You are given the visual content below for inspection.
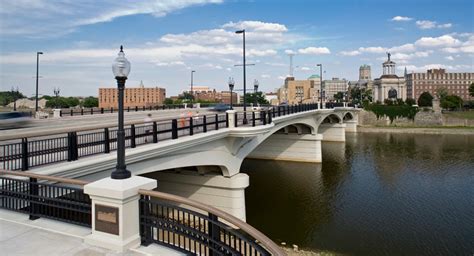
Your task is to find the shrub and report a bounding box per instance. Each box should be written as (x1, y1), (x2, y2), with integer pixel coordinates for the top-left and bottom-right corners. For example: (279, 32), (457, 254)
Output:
(418, 92), (433, 107)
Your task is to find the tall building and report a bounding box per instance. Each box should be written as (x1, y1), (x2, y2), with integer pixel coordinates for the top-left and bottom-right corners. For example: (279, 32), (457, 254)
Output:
(406, 69), (474, 101)
(99, 81), (166, 108)
(373, 53), (406, 102)
(277, 75), (321, 104)
(323, 78), (348, 101)
(359, 64), (371, 81)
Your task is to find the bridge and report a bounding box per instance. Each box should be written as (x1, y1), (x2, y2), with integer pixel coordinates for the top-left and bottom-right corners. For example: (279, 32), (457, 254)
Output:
(1, 104), (359, 221)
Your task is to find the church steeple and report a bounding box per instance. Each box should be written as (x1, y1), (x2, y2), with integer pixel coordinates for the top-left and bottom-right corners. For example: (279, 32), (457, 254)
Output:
(404, 66), (407, 77)
(382, 52), (396, 75)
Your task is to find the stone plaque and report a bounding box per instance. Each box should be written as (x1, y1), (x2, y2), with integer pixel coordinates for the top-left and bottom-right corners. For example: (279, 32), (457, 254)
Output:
(95, 204), (119, 235)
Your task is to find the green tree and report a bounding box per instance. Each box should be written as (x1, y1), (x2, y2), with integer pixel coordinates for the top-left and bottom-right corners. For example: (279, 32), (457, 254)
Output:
(164, 98), (174, 105)
(405, 98), (416, 106)
(333, 92), (344, 102)
(46, 97), (69, 108)
(244, 91), (269, 105)
(65, 97), (80, 107)
(0, 91), (26, 106)
(441, 95), (463, 110)
(82, 97), (98, 108)
(417, 92), (433, 107)
(469, 83), (474, 97)
(179, 92), (193, 101)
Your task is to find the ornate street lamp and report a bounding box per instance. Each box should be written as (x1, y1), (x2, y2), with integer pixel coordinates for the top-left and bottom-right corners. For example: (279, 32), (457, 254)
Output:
(11, 86), (19, 111)
(228, 77), (235, 110)
(253, 79), (259, 106)
(35, 51), (43, 112)
(111, 46), (131, 180)
(53, 87), (60, 109)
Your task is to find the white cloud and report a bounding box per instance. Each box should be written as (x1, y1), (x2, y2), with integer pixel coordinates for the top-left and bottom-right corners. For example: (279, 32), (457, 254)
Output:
(445, 56), (454, 61)
(391, 16), (412, 21)
(389, 43), (416, 53)
(298, 47), (331, 55)
(391, 51), (432, 61)
(261, 74), (270, 78)
(415, 35), (461, 47)
(0, 0), (224, 37)
(285, 49), (296, 55)
(358, 46), (388, 54)
(222, 20), (288, 32)
(340, 50), (361, 56)
(248, 49), (277, 57)
(300, 67), (311, 71)
(416, 20), (453, 29)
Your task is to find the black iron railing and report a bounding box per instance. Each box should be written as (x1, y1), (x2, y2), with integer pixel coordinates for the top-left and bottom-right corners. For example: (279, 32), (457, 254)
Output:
(139, 190), (285, 256)
(0, 170), (91, 227)
(1, 104), (319, 171)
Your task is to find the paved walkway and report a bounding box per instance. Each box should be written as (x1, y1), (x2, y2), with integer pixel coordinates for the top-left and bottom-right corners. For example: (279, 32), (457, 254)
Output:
(0, 210), (184, 256)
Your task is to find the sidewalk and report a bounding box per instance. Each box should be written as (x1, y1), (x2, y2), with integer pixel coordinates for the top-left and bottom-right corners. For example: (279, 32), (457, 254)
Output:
(0, 210), (184, 256)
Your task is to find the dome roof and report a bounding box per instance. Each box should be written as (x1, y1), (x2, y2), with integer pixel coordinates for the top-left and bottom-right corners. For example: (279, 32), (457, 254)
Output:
(308, 74), (320, 80)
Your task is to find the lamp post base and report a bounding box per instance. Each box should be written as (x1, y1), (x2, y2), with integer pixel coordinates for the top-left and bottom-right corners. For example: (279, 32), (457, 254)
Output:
(111, 168), (131, 179)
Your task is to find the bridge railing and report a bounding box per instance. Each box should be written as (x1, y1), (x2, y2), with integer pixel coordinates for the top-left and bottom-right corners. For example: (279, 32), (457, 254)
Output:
(139, 189), (285, 256)
(0, 169), (91, 227)
(0, 103), (321, 171)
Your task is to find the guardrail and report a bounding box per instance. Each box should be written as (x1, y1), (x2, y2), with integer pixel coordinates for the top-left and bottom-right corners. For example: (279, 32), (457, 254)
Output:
(1, 104), (319, 171)
(0, 170), (91, 227)
(139, 189), (285, 256)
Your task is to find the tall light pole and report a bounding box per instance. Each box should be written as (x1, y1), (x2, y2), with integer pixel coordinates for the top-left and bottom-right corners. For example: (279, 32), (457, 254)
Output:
(190, 70), (195, 105)
(235, 29), (248, 124)
(11, 86), (19, 111)
(35, 51), (43, 113)
(111, 45), (131, 180)
(253, 79), (259, 106)
(228, 77), (234, 110)
(53, 87), (60, 109)
(317, 64), (323, 109)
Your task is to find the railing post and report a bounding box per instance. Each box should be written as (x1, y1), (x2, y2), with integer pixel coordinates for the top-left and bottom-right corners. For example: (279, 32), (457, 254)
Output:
(91, 108), (93, 115)
(172, 119), (178, 139)
(131, 124), (136, 148)
(81, 108), (84, 115)
(104, 128), (110, 153)
(152, 122), (158, 143)
(272, 108), (276, 118)
(189, 117), (194, 136)
(135, 106), (138, 112)
(208, 213), (220, 256)
(67, 132), (78, 161)
(139, 195), (153, 246)
(70, 109), (73, 116)
(203, 115), (207, 133)
(111, 107), (113, 113)
(127, 106), (130, 112)
(278, 106), (281, 116)
(268, 110), (272, 123)
(252, 112), (256, 127)
(60, 110), (62, 117)
(262, 111), (267, 125)
(29, 177), (39, 220)
(101, 108), (104, 114)
(21, 138), (29, 171)
(143, 106), (145, 111)
(215, 114), (219, 130)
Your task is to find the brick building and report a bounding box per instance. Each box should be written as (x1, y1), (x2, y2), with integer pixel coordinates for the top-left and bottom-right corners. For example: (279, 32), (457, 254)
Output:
(99, 81), (166, 109)
(181, 86), (237, 104)
(406, 69), (474, 101)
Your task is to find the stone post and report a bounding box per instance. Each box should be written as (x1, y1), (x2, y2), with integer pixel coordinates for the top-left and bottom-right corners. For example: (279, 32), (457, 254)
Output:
(226, 110), (236, 128)
(84, 176), (157, 252)
(53, 109), (61, 118)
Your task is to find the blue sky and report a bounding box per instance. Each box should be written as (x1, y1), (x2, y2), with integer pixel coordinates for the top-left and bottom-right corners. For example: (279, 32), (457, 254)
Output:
(0, 0), (473, 97)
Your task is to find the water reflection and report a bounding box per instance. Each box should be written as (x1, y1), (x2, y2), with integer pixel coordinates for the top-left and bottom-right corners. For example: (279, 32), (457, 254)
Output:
(242, 133), (474, 256)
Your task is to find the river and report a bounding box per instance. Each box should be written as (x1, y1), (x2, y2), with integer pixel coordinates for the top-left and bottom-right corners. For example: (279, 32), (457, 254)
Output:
(241, 133), (474, 256)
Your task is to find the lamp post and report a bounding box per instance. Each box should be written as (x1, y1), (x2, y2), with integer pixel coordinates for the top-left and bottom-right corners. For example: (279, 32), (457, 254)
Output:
(228, 77), (235, 110)
(253, 79), (259, 106)
(235, 29), (248, 124)
(190, 70), (195, 105)
(11, 86), (19, 111)
(316, 64), (323, 109)
(35, 51), (43, 113)
(111, 46), (131, 180)
(53, 87), (60, 109)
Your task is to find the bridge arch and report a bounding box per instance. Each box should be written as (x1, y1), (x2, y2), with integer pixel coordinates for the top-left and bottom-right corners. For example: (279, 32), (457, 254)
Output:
(343, 112), (354, 121)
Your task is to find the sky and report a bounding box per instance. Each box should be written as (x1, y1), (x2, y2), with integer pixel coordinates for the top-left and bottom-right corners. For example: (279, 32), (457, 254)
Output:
(0, 0), (473, 97)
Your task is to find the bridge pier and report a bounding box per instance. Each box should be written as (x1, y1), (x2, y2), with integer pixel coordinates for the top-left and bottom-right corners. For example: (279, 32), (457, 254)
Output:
(247, 133), (323, 163)
(344, 120), (358, 133)
(319, 123), (346, 142)
(144, 170), (249, 221)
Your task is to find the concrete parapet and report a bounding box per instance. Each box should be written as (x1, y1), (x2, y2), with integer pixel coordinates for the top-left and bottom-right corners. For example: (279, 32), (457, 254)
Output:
(246, 133), (323, 163)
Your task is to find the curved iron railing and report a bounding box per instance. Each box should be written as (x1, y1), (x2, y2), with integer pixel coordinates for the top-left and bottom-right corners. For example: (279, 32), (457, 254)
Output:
(139, 189), (285, 256)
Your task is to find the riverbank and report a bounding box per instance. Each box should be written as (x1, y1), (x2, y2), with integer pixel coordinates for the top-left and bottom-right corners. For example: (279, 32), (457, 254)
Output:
(281, 247), (342, 256)
(358, 125), (474, 135)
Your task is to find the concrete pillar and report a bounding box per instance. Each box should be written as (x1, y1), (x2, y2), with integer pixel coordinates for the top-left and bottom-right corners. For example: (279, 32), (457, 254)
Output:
(318, 123), (346, 142)
(344, 120), (357, 133)
(247, 133), (323, 163)
(145, 171), (249, 221)
(84, 176), (157, 252)
(53, 109), (61, 118)
(226, 110), (236, 128)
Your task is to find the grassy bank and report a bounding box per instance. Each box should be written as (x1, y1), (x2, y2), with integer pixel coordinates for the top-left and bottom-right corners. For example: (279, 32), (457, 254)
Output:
(443, 111), (474, 120)
(281, 247), (343, 256)
(358, 125), (474, 135)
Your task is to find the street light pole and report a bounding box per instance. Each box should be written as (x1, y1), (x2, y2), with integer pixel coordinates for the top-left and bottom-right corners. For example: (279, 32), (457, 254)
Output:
(191, 70), (195, 105)
(111, 45), (131, 180)
(53, 87), (60, 109)
(317, 64), (323, 109)
(228, 77), (235, 110)
(235, 29), (248, 124)
(11, 86), (18, 111)
(35, 51), (43, 113)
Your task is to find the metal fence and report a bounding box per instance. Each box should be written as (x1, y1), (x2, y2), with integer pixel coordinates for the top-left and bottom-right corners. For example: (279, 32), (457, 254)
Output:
(1, 104), (319, 171)
(0, 170), (91, 227)
(139, 190), (285, 256)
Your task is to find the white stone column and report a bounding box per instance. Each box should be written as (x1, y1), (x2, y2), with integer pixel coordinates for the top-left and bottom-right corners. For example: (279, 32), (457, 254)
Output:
(318, 123), (346, 142)
(84, 176), (157, 252)
(226, 110), (236, 128)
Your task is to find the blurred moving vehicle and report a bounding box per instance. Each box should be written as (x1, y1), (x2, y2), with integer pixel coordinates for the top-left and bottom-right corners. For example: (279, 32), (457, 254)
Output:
(212, 104), (232, 112)
(0, 112), (31, 129)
